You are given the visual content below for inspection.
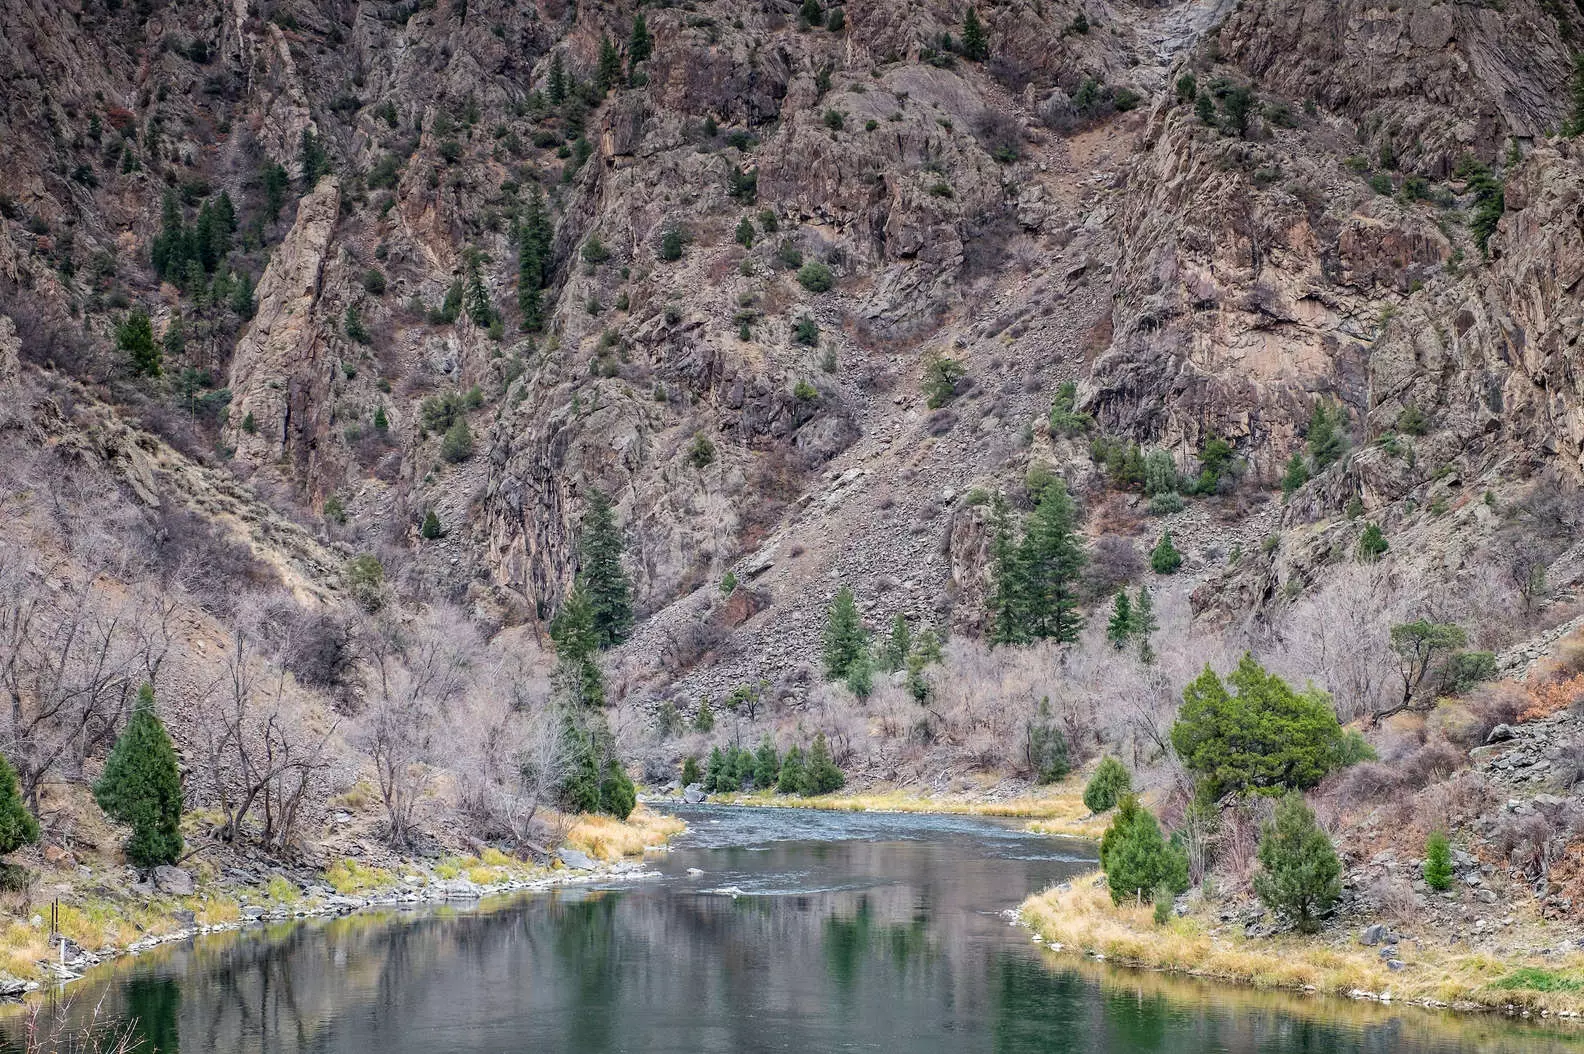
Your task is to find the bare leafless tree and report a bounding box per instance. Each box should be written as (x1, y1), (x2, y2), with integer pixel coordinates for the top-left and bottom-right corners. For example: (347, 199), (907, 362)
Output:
(358, 606), (476, 847)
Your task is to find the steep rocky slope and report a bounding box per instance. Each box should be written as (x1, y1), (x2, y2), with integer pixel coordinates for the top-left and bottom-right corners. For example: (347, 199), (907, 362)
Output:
(3, 0), (1584, 909)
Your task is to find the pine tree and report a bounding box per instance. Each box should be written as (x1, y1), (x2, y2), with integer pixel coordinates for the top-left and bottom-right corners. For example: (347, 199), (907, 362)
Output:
(881, 613), (911, 672)
(577, 490), (633, 647)
(1083, 756), (1132, 814)
(821, 585), (866, 680)
(517, 189), (554, 331)
(693, 696), (715, 733)
(420, 509), (443, 539)
(597, 35), (623, 93)
(800, 0), (823, 26)
(464, 251), (493, 327)
(299, 129), (329, 190)
(118, 309), (161, 378)
(441, 418), (474, 462)
(1424, 830), (1453, 891)
(804, 733), (844, 794)
(735, 216), (755, 249)
(628, 14), (652, 76)
(1130, 588), (1158, 663)
(550, 585), (605, 709)
(844, 650), (874, 699)
(151, 192), (187, 280)
(777, 745), (807, 793)
(1106, 592), (1134, 649)
(0, 754), (38, 856)
(1019, 481), (1086, 642)
(1281, 450), (1310, 498)
(1150, 531), (1183, 574)
(681, 755), (701, 786)
(373, 405), (389, 432)
(95, 684), (183, 868)
(987, 493), (1029, 645)
(961, 7), (989, 61)
(547, 52), (568, 104)
(1025, 698), (1070, 784)
(1252, 792), (1341, 932)
(752, 736), (781, 790)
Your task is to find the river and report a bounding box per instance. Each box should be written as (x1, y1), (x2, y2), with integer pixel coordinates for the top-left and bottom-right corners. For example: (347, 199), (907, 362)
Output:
(5, 805), (1582, 1052)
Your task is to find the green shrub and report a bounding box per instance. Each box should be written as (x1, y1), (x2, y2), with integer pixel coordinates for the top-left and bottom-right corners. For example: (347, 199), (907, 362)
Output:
(1252, 792), (1341, 932)
(686, 433), (717, 468)
(440, 418), (474, 462)
(922, 352), (965, 409)
(0, 754), (38, 857)
(1424, 830), (1453, 891)
(1083, 756), (1131, 813)
(94, 685), (183, 868)
(1357, 522), (1388, 561)
(794, 314), (819, 345)
(420, 509), (443, 539)
(1150, 531), (1183, 574)
(796, 260), (834, 292)
(1171, 655), (1346, 801)
(1099, 796), (1188, 905)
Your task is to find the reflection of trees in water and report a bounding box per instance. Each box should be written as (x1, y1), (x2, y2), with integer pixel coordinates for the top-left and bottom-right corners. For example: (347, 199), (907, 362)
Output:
(0, 821), (1548, 1054)
(123, 976), (179, 1053)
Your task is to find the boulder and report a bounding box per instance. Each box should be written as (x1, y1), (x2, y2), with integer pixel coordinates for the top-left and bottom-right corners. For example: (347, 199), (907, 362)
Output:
(152, 865), (196, 896)
(559, 849), (597, 871)
(1486, 724), (1516, 744)
(683, 783), (708, 804)
(1360, 923), (1386, 946)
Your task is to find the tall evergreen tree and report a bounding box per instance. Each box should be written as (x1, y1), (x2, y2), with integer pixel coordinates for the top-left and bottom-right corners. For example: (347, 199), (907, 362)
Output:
(118, 309), (161, 378)
(550, 585), (605, 708)
(804, 733), (844, 794)
(987, 493), (1029, 645)
(298, 129), (329, 190)
(1131, 587), (1158, 663)
(1019, 480), (1086, 642)
(463, 250), (493, 326)
(1252, 792), (1341, 932)
(94, 684), (183, 868)
(752, 736), (781, 789)
(151, 192), (188, 280)
(881, 613), (911, 672)
(0, 754), (39, 856)
(961, 7), (989, 60)
(821, 585), (866, 680)
(628, 14), (652, 77)
(517, 189), (554, 331)
(577, 490), (633, 647)
(1106, 592), (1133, 649)
(597, 35), (623, 93)
(1306, 400), (1349, 470)
(777, 745), (807, 793)
(547, 52), (568, 104)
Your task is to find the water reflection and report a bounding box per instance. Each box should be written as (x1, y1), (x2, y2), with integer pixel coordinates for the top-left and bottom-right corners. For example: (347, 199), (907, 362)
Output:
(5, 806), (1583, 1053)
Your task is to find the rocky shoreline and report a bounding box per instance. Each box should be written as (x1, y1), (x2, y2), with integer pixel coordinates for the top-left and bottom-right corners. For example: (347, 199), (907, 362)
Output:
(1018, 874), (1584, 1021)
(10, 847), (670, 999)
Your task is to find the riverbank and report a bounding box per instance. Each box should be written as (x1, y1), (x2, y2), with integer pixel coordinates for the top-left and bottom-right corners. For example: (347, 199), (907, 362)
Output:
(1020, 872), (1584, 1017)
(0, 806), (684, 994)
(702, 777), (1109, 838)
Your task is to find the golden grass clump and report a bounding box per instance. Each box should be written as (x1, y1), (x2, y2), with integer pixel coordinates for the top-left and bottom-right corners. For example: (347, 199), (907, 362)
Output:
(1021, 873), (1584, 1013)
(564, 807), (686, 861)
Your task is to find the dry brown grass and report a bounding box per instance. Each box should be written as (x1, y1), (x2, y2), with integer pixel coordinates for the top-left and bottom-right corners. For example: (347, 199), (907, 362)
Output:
(1021, 874), (1584, 1012)
(564, 806), (686, 861)
(715, 779), (1111, 837)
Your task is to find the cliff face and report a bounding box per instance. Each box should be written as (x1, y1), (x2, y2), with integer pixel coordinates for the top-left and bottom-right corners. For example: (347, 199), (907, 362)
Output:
(1, 0), (1582, 712)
